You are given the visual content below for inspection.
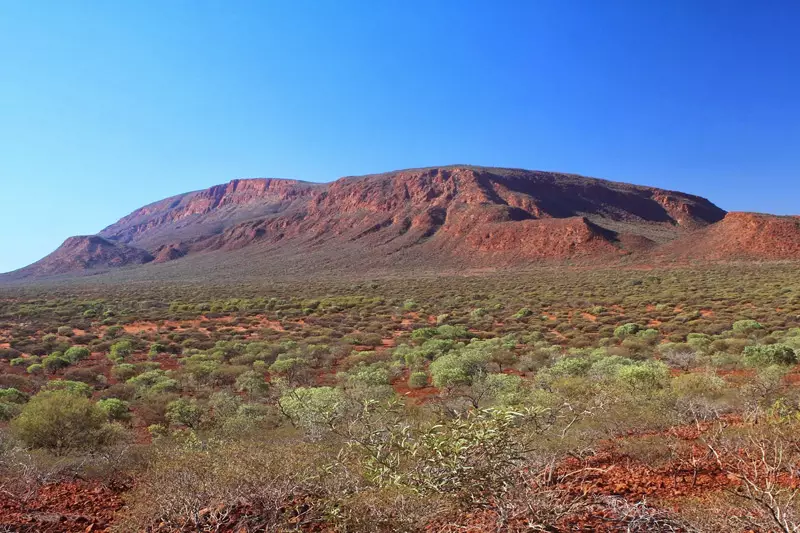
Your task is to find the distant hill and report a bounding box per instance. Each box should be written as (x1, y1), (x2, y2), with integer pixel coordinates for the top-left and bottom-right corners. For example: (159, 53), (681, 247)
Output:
(3, 165), (797, 282)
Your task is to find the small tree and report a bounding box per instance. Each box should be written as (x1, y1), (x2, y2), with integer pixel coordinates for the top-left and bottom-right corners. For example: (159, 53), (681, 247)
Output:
(235, 370), (270, 399)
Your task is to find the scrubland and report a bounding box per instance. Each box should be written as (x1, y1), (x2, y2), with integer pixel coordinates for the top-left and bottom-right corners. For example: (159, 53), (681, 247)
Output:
(1, 264), (800, 532)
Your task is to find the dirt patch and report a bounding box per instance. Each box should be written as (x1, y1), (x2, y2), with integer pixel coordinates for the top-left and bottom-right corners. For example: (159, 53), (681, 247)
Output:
(0, 479), (126, 532)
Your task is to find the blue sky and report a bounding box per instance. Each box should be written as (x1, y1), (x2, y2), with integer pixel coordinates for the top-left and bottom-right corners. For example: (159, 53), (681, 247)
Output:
(1, 0), (799, 273)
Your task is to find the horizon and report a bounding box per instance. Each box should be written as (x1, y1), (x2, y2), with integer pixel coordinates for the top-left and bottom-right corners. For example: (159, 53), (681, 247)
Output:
(2, 1), (799, 273)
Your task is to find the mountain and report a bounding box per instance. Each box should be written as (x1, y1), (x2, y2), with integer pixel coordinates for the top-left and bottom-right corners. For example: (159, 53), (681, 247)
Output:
(3, 165), (796, 282)
(652, 212), (800, 262)
(4, 236), (154, 280)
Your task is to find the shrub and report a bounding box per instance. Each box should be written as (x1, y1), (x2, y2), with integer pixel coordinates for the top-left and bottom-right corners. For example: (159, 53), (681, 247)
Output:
(408, 372), (429, 389)
(617, 361), (670, 392)
(278, 386), (346, 438)
(42, 380), (93, 397)
(148, 343), (167, 357)
(26, 363), (44, 375)
(111, 363), (139, 381)
(42, 353), (71, 373)
(166, 398), (203, 428)
(0, 388), (29, 404)
(614, 323), (641, 338)
(235, 370), (270, 398)
(429, 348), (490, 389)
(732, 320), (763, 333)
(743, 344), (798, 367)
(97, 398), (131, 421)
(345, 364), (390, 388)
(513, 308), (533, 319)
(11, 390), (118, 453)
(64, 346), (91, 362)
(109, 340), (134, 363)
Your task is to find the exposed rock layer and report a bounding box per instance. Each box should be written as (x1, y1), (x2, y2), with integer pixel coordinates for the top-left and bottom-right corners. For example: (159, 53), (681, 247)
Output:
(4, 165), (798, 281)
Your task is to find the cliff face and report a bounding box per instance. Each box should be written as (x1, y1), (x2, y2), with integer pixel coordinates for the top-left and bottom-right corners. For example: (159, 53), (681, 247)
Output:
(7, 165), (797, 281)
(141, 167), (724, 262)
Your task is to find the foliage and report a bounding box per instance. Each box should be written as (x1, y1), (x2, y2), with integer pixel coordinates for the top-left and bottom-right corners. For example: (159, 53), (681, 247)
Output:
(11, 390), (119, 453)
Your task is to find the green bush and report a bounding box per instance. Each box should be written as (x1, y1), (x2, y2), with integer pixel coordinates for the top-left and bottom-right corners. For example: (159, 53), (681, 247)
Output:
(111, 363), (139, 381)
(109, 339), (134, 363)
(166, 398), (203, 428)
(64, 346), (91, 362)
(42, 379), (93, 397)
(278, 386), (346, 437)
(42, 353), (71, 372)
(743, 344), (797, 367)
(97, 398), (131, 421)
(0, 388), (29, 404)
(235, 370), (269, 398)
(11, 390), (118, 453)
(429, 344), (490, 389)
(408, 371), (429, 389)
(733, 320), (763, 333)
(614, 323), (641, 338)
(512, 307), (532, 319)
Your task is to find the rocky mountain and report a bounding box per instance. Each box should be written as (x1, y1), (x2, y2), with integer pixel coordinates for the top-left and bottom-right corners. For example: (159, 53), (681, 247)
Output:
(2, 165), (796, 281)
(652, 212), (800, 262)
(5, 236), (154, 280)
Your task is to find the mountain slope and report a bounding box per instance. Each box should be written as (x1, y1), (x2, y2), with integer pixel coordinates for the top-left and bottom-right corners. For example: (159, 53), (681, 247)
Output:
(3, 236), (153, 281)
(6, 164), (797, 282)
(652, 212), (800, 262)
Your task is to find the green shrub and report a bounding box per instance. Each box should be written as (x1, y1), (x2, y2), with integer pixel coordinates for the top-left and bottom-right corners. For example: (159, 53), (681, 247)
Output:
(11, 390), (118, 453)
(97, 398), (131, 421)
(408, 371), (429, 389)
(235, 370), (269, 398)
(614, 323), (641, 338)
(166, 398), (203, 428)
(42, 380), (93, 397)
(148, 343), (167, 358)
(111, 363), (139, 381)
(743, 344), (798, 367)
(278, 386), (346, 437)
(64, 346), (91, 362)
(429, 344), (491, 389)
(345, 363), (390, 388)
(42, 353), (71, 372)
(512, 307), (532, 319)
(109, 339), (134, 363)
(733, 320), (763, 333)
(0, 388), (29, 404)
(617, 361), (670, 391)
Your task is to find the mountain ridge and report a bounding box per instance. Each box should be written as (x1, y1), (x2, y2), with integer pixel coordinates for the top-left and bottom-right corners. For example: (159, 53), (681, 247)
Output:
(3, 165), (797, 282)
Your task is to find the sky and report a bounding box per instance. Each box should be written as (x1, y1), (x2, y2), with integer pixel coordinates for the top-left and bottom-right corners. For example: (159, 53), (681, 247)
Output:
(1, 0), (799, 273)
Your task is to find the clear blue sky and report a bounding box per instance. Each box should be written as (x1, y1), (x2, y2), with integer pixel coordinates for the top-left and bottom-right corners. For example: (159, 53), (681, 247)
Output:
(1, 0), (799, 273)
